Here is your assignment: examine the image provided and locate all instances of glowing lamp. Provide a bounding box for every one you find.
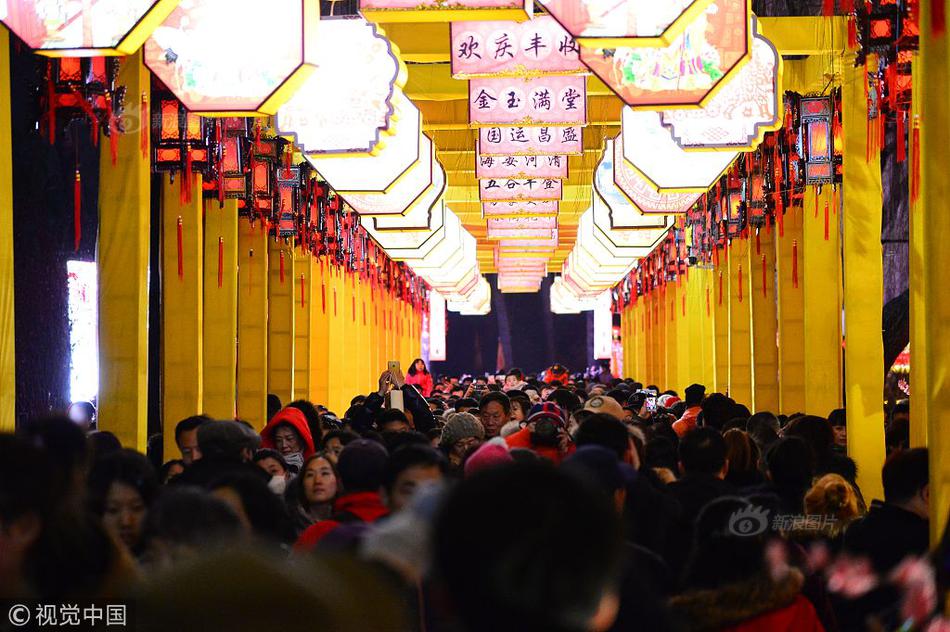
[591,193,671,253]
[550,276,598,313]
[469,75,586,127]
[362,199,447,258]
[308,91,422,194]
[151,91,212,174]
[2,0,177,56]
[538,0,713,47]
[145,0,315,115]
[343,136,435,216]
[622,108,737,193]
[479,177,562,201]
[428,291,447,361]
[406,210,472,271]
[660,25,782,151]
[602,137,698,218]
[371,162,447,231]
[479,125,583,156]
[800,96,834,186]
[448,277,492,315]
[275,16,405,154]
[724,172,745,239]
[580,0,751,109]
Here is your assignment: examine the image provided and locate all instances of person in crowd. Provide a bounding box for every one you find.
[548,388,583,417]
[383,444,446,513]
[747,411,781,454]
[478,391,512,438]
[671,497,825,632]
[432,462,624,632]
[364,368,437,435]
[295,439,390,550]
[209,472,296,547]
[260,407,317,474]
[286,399,324,451]
[439,411,485,471]
[542,363,570,386]
[283,452,338,535]
[266,394,283,422]
[827,408,847,452]
[67,400,97,433]
[722,429,764,488]
[504,402,574,465]
[672,384,705,437]
[783,415,858,491]
[87,449,159,557]
[756,436,815,516]
[252,448,290,494]
[506,390,531,424]
[406,358,434,397]
[173,420,266,488]
[174,414,210,466]
[323,429,360,465]
[159,459,185,484]
[668,427,734,520]
[844,447,930,573]
[799,473,864,545]
[583,394,627,423]
[505,368,525,389]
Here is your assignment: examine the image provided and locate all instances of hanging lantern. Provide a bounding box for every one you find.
[244,134,282,218]
[145,0,315,115]
[799,96,835,186]
[150,92,212,175]
[605,136,700,216]
[724,172,745,239]
[43,57,123,144]
[2,0,177,56]
[370,163,447,231]
[746,151,767,228]
[483,200,559,217]
[213,118,252,200]
[342,135,436,216]
[276,163,303,238]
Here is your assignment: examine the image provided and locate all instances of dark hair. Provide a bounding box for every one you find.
[324,429,360,447]
[506,368,524,380]
[287,452,339,511]
[625,391,646,411]
[159,459,185,484]
[671,401,688,419]
[783,415,835,467]
[683,497,769,590]
[89,431,123,462]
[547,388,582,414]
[287,400,323,450]
[252,449,288,471]
[478,391,511,415]
[175,415,211,446]
[574,414,630,460]
[882,448,928,504]
[87,449,160,516]
[455,398,479,411]
[433,462,623,632]
[0,434,55,523]
[144,487,243,549]
[408,358,429,376]
[350,395,367,407]
[209,472,295,545]
[722,430,760,484]
[19,416,89,502]
[699,394,733,431]
[380,430,430,454]
[378,408,410,430]
[336,439,389,493]
[828,408,847,427]
[383,444,446,492]
[678,427,727,476]
[644,436,678,472]
[764,436,814,492]
[266,395,283,420]
[748,412,780,434]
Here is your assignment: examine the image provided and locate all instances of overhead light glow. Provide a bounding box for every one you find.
[606,136,700,215]
[344,135,435,216]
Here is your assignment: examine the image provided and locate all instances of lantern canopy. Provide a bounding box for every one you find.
[2,0,178,56]
[145,0,315,115]
[343,135,436,216]
[604,137,699,216]
[360,0,532,24]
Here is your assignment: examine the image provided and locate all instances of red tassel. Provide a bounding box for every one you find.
[108,113,118,166]
[718,271,723,305]
[333,289,337,316]
[217,237,224,288]
[73,169,81,252]
[792,240,799,288]
[738,265,743,303]
[911,123,921,202]
[321,278,327,314]
[935,0,947,37]
[363,302,367,326]
[279,250,285,284]
[176,217,184,279]
[682,294,686,317]
[140,93,149,159]
[706,287,711,316]
[248,249,254,295]
[823,0,834,16]
[848,15,858,49]
[777,205,785,237]
[713,247,720,267]
[755,231,761,255]
[761,254,767,298]
[824,202,830,241]
[300,274,306,309]
[897,109,907,163]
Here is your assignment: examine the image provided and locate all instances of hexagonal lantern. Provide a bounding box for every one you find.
[1,0,178,56]
[579,0,751,109]
[538,0,714,48]
[144,0,314,115]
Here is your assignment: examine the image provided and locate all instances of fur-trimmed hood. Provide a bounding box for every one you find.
[669,569,806,632]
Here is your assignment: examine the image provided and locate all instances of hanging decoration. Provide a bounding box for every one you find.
[144,0,314,115]
[478,125,583,156]
[42,57,125,149]
[341,135,436,216]
[2,0,177,56]
[450,16,584,78]
[479,177,563,201]
[605,136,701,215]
[469,75,587,126]
[483,200,560,216]
[476,150,568,179]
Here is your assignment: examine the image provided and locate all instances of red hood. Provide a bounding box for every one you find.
[334,491,389,523]
[261,407,316,457]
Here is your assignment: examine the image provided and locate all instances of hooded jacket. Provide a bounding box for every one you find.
[260,408,316,458]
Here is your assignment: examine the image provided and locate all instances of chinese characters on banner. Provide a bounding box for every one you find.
[488,215,558,230]
[479,177,563,201]
[483,200,560,216]
[475,151,568,179]
[478,125,583,155]
[450,16,584,78]
[469,75,586,126]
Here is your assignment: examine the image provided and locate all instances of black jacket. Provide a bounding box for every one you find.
[843,500,930,573]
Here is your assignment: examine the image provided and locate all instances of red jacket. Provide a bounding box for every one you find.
[260,408,316,458]
[293,492,389,551]
[672,406,701,438]
[405,371,433,397]
[725,595,825,632]
[504,427,574,465]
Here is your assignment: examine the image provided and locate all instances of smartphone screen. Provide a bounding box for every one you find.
[388,360,401,374]
[389,389,404,412]
[645,396,657,412]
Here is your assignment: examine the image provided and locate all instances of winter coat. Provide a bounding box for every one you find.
[405,371,434,397]
[843,500,930,573]
[293,491,389,551]
[669,569,825,632]
[260,408,316,458]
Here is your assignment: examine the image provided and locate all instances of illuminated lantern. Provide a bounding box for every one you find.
[450,16,584,79]
[469,75,587,126]
[145,0,315,115]
[276,16,405,154]
[483,200,559,217]
[308,91,422,194]
[448,276,492,315]
[276,164,303,238]
[361,199,447,258]
[151,91,212,174]
[407,211,474,271]
[604,137,699,216]
[479,125,583,156]
[487,216,558,239]
[724,172,745,238]
[479,177,562,201]
[660,24,782,151]
[343,136,436,216]
[593,290,612,359]
[370,162,447,231]
[799,96,834,186]
[591,192,672,254]
[550,276,598,313]
[476,150,568,180]
[580,0,751,109]
[214,118,252,200]
[538,0,713,47]
[2,0,177,56]
[622,108,737,193]
[498,272,543,292]
[428,291,447,361]
[360,0,531,24]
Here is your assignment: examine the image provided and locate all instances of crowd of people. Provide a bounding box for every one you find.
[1,358,942,632]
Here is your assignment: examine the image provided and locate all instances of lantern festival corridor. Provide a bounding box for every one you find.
[1,1,950,630]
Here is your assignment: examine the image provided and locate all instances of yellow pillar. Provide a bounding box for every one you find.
[665,283,679,391]
[326,265,347,414]
[293,251,313,403]
[920,3,950,541]
[355,275,370,395]
[750,229,779,413]
[267,239,295,404]
[96,53,149,448]
[236,219,268,428]
[907,59,926,449]
[713,258,730,394]
[0,27,14,430]
[700,268,717,390]
[727,241,753,406]
[802,185,843,415]
[840,59,886,502]
[776,206,806,415]
[161,174,203,460]
[202,199,238,419]
[310,258,329,406]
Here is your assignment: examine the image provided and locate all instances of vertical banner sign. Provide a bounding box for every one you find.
[450,16,584,78]
[479,125,583,156]
[470,75,587,126]
[594,290,613,359]
[429,291,447,361]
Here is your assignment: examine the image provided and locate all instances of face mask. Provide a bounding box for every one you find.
[267,475,287,496]
[284,452,304,471]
